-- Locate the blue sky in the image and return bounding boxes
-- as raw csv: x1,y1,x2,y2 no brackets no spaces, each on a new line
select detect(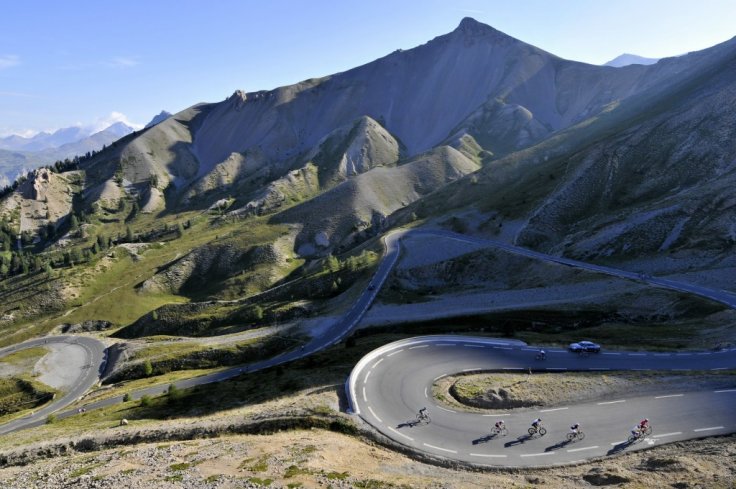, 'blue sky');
1,0,734,136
